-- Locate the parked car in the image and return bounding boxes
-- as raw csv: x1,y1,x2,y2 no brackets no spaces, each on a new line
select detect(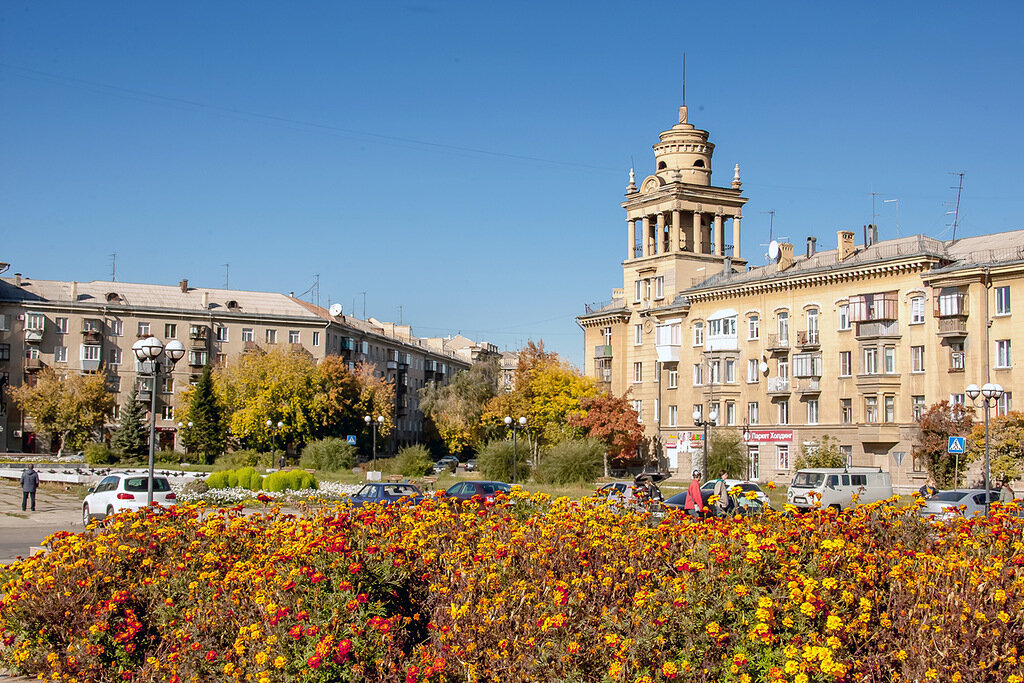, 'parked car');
786,467,893,511
444,480,512,503
716,479,772,508
346,482,424,508
596,482,640,504
464,459,479,472
919,489,999,520
432,456,460,474
82,472,177,524
662,488,765,517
